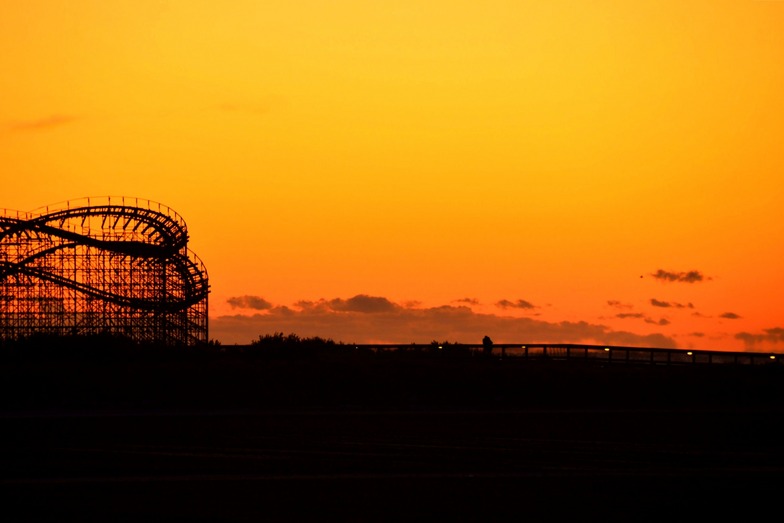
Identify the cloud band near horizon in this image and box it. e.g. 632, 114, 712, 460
214, 294, 676, 348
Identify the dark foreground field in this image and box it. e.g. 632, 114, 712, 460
2, 348, 784, 521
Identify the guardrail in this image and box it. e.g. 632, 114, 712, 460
344, 343, 782, 366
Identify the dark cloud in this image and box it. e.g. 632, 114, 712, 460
651, 269, 706, 283
720, 312, 741, 320
690, 332, 705, 337
8, 115, 79, 132
616, 313, 644, 319
496, 299, 535, 310
295, 295, 399, 314
650, 299, 694, 309
453, 298, 480, 306
211, 295, 677, 348
768, 327, 784, 338
644, 318, 671, 326
328, 295, 399, 313
226, 295, 273, 310
735, 328, 784, 348
294, 300, 315, 309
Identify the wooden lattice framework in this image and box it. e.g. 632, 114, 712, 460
0, 197, 209, 345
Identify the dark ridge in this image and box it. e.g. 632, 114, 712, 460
1, 333, 782, 411
3, 333, 784, 521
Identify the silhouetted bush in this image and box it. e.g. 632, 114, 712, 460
244, 331, 349, 359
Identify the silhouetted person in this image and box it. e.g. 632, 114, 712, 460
482, 335, 493, 358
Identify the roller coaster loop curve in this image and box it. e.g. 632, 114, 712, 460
0, 197, 209, 346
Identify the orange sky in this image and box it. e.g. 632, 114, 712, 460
2, 1, 784, 350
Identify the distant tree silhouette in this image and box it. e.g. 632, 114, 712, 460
248, 332, 342, 359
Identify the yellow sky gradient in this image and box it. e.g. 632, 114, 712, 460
2, 1, 784, 349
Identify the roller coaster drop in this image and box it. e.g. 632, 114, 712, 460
0, 197, 209, 345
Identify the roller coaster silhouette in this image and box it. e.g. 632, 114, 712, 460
0, 197, 209, 345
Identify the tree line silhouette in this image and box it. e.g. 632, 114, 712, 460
0, 331, 483, 362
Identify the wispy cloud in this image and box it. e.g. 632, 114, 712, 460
211, 294, 677, 348
226, 295, 273, 310
453, 298, 480, 306
735, 327, 784, 348
616, 311, 670, 326
607, 300, 633, 310
8, 114, 79, 132
496, 299, 536, 310
650, 299, 694, 308
720, 312, 741, 319
650, 269, 707, 283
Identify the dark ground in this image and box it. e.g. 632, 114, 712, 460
2, 349, 783, 521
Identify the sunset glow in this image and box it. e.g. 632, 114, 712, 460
3, 1, 783, 350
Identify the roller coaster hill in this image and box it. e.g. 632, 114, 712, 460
0, 197, 209, 346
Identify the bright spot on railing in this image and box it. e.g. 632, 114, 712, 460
604, 347, 610, 352
521, 345, 526, 349
687, 351, 693, 356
